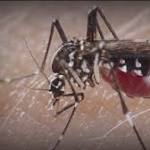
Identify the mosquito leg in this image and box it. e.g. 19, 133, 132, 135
96, 18, 104, 40
48, 92, 83, 115
86, 8, 106, 85
41, 19, 68, 72
96, 7, 119, 40
51, 103, 78, 150
50, 64, 80, 150
86, 7, 105, 41
52, 98, 59, 107
86, 6, 120, 85
51, 103, 79, 150
61, 59, 85, 89
55, 102, 77, 117
86, 6, 119, 41
86, 7, 97, 42
0, 19, 67, 85
93, 52, 100, 84
108, 62, 147, 150
55, 93, 84, 117
63, 92, 84, 100
47, 97, 60, 112
55, 92, 84, 116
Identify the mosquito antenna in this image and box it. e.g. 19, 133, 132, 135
24, 38, 50, 84
0, 73, 37, 84
28, 87, 50, 92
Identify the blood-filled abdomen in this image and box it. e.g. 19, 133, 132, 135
100, 66, 150, 98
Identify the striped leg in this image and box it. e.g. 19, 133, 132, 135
41, 19, 68, 72
50, 64, 82, 150
108, 61, 147, 150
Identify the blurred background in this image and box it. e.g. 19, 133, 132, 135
0, 1, 150, 150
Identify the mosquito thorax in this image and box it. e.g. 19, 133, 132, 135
51, 38, 96, 73
51, 40, 80, 73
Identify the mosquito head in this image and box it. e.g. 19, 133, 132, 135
49, 73, 65, 98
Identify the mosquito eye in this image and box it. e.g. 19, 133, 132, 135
53, 80, 59, 85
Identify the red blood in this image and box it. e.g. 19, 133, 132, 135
100, 67, 150, 98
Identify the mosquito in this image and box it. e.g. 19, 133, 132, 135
1, 6, 150, 150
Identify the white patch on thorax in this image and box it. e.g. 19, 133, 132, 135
69, 51, 75, 60
68, 51, 75, 67
99, 41, 105, 49
68, 61, 74, 67
80, 40, 84, 51
81, 60, 90, 73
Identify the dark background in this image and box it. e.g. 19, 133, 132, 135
0, 1, 150, 150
